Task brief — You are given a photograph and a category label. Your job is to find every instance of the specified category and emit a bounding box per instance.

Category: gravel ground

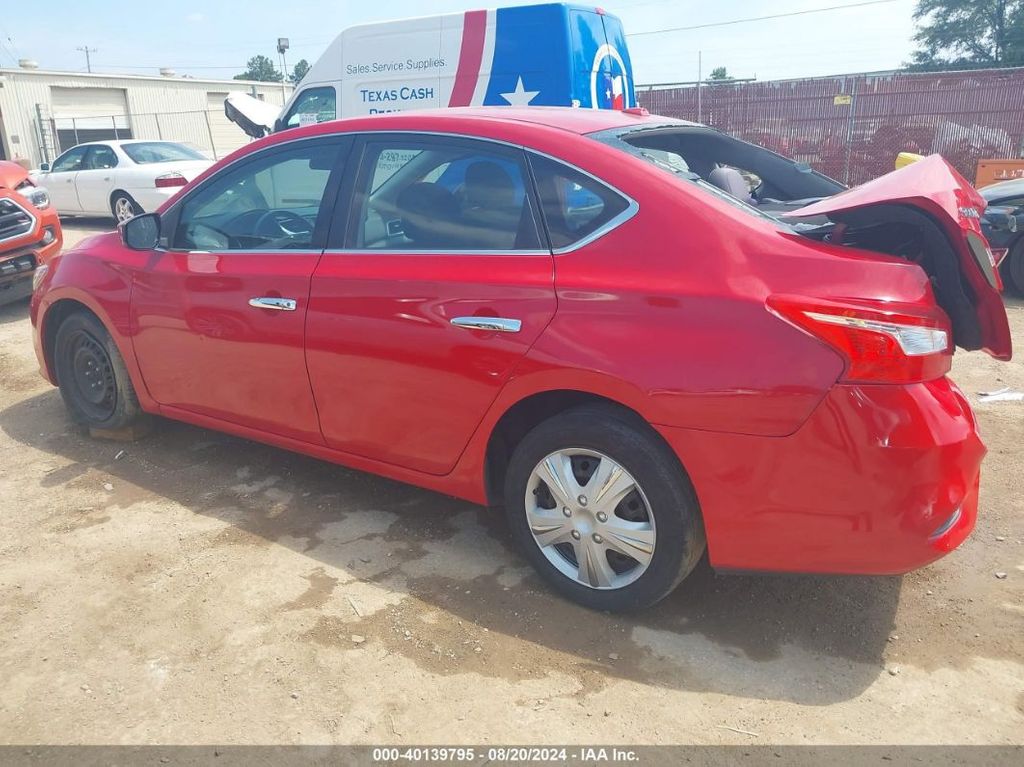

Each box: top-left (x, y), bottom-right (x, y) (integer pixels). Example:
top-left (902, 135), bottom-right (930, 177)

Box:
top-left (0, 221), bottom-right (1021, 746)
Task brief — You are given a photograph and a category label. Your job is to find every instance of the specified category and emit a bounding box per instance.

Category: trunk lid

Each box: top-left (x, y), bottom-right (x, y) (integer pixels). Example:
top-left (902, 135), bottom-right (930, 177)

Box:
top-left (787, 155), bottom-right (1012, 360)
top-left (224, 91), bottom-right (278, 139)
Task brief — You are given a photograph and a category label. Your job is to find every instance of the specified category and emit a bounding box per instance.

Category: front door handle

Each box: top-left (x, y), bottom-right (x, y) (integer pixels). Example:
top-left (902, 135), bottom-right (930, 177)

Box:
top-left (249, 297), bottom-right (297, 311)
top-left (450, 316), bottom-right (522, 333)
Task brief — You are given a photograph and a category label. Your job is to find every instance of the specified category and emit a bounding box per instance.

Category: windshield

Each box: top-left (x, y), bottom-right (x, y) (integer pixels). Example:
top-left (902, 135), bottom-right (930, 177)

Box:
top-left (123, 142), bottom-right (207, 164)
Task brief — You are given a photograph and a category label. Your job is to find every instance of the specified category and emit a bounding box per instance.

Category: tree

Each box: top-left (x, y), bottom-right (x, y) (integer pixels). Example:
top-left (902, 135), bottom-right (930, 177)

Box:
top-left (290, 59), bottom-right (311, 84)
top-left (909, 0), bottom-right (1024, 70)
top-left (235, 54), bottom-right (283, 82)
top-left (707, 66), bottom-right (734, 81)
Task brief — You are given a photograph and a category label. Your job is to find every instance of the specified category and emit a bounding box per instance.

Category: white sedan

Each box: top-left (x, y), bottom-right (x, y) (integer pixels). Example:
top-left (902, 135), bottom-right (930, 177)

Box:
top-left (34, 140), bottom-right (213, 222)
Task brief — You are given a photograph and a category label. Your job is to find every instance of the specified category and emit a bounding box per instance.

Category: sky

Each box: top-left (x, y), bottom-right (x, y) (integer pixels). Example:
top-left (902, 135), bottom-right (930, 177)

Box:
top-left (0, 0), bottom-right (920, 85)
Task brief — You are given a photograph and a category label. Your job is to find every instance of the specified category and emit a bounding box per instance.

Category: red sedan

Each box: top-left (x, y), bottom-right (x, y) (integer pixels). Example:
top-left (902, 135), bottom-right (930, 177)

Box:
top-left (30, 108), bottom-right (1012, 610)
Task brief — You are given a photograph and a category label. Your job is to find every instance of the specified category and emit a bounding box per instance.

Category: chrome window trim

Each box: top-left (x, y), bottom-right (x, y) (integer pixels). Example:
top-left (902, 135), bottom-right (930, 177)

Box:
top-left (161, 128), bottom-right (640, 256)
top-left (0, 196), bottom-right (37, 245)
top-left (323, 249), bottom-right (551, 257)
top-left (549, 198), bottom-right (639, 255)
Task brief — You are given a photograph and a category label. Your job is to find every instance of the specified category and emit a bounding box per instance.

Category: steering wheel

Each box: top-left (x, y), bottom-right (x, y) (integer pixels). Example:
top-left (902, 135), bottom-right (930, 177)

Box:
top-left (254, 209), bottom-right (313, 239)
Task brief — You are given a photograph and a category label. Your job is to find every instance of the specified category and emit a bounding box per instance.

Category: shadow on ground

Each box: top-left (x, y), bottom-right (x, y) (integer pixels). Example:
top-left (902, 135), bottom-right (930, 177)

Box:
top-left (2, 389), bottom-right (911, 706)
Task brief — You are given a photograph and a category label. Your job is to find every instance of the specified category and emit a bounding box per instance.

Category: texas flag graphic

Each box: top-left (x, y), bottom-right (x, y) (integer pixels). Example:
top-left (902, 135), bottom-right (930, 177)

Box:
top-left (443, 4), bottom-right (634, 111)
top-left (598, 72), bottom-right (627, 110)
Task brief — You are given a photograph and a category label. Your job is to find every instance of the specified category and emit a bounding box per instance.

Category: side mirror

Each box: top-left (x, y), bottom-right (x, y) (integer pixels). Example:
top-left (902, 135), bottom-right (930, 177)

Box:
top-left (39, 162), bottom-right (50, 172)
top-left (120, 213), bottom-right (161, 250)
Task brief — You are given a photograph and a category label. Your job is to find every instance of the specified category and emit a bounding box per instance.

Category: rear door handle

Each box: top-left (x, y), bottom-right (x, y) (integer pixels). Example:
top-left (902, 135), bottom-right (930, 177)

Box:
top-left (248, 297), bottom-right (297, 311)
top-left (450, 316), bottom-right (521, 333)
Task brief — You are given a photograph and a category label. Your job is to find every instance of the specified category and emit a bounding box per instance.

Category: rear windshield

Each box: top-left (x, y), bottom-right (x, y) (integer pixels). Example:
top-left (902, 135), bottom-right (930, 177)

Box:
top-left (591, 124), bottom-right (843, 226)
top-left (597, 130), bottom-right (783, 225)
top-left (123, 142), bottom-right (207, 164)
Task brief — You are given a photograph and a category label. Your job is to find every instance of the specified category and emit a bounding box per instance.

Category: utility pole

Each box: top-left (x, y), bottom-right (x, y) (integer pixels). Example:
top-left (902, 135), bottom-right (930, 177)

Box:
top-left (76, 45), bottom-right (97, 73)
top-left (697, 50), bottom-right (703, 124)
top-left (277, 37), bottom-right (290, 102)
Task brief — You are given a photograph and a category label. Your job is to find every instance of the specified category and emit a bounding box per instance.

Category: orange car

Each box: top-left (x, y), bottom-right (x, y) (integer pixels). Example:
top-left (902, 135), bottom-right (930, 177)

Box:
top-left (0, 161), bottom-right (62, 305)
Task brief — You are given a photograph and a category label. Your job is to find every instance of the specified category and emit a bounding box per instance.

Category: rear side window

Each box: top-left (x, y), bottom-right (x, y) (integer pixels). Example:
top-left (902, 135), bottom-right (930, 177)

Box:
top-left (528, 154), bottom-right (631, 250)
top-left (85, 145), bottom-right (118, 170)
top-left (349, 136), bottom-right (542, 252)
top-left (991, 196), bottom-right (1024, 208)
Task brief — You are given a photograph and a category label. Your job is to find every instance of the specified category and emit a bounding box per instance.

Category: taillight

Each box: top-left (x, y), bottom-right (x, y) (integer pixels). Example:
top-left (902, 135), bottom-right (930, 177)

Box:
top-left (767, 295), bottom-right (952, 384)
top-left (991, 248), bottom-right (1009, 267)
top-left (155, 172), bottom-right (187, 189)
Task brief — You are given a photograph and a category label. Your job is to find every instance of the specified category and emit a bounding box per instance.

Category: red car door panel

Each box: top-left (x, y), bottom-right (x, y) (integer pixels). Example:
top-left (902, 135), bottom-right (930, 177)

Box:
top-left (306, 253), bottom-right (554, 475)
top-left (305, 134), bottom-right (555, 475)
top-left (130, 137), bottom-right (349, 444)
top-left (132, 251), bottom-right (324, 444)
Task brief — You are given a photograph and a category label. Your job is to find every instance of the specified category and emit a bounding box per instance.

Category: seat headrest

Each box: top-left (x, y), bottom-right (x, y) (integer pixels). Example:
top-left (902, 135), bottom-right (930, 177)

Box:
top-left (708, 166), bottom-right (753, 203)
top-left (396, 182), bottom-right (459, 247)
top-left (463, 161), bottom-right (516, 209)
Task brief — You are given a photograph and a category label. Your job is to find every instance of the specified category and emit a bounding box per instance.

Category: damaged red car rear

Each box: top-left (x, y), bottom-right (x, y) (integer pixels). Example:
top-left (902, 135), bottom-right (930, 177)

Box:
top-left (30, 109), bottom-right (1011, 610)
top-left (0, 161), bottom-right (62, 306)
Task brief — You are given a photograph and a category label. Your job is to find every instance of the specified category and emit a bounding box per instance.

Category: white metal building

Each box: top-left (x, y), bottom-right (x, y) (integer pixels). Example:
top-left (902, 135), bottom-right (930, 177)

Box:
top-left (0, 65), bottom-right (292, 167)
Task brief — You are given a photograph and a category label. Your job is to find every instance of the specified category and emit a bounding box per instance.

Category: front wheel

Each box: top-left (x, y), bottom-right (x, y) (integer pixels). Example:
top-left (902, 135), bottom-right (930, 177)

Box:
top-left (503, 405), bottom-right (705, 611)
top-left (1002, 239), bottom-right (1024, 295)
top-left (53, 311), bottom-right (142, 430)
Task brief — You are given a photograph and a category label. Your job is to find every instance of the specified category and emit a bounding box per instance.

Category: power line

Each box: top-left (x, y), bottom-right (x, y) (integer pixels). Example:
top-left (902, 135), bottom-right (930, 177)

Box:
top-left (76, 45), bottom-right (97, 73)
top-left (627, 0), bottom-right (901, 38)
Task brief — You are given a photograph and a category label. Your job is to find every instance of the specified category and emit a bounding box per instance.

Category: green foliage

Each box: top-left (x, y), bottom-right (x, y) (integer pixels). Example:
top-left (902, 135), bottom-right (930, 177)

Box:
top-left (289, 59), bottom-right (311, 84)
top-left (707, 66), bottom-right (734, 81)
top-left (909, 0), bottom-right (1024, 69)
top-left (235, 55), bottom-right (284, 82)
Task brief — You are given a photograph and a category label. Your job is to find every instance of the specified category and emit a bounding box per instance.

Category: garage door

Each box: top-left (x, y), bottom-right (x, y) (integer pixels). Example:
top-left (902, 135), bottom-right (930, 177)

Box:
top-left (51, 87), bottom-right (132, 152)
top-left (207, 92), bottom-right (251, 160)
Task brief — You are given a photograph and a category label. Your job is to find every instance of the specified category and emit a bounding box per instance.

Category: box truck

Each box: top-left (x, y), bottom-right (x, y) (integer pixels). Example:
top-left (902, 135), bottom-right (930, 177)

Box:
top-left (226, 3), bottom-right (635, 137)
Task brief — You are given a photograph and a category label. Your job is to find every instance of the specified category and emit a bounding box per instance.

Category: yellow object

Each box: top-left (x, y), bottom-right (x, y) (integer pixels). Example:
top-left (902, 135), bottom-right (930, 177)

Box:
top-left (896, 152), bottom-right (925, 170)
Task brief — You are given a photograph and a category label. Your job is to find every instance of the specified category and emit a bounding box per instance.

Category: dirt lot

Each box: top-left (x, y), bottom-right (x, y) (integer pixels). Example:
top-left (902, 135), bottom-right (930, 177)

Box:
top-left (0, 221), bottom-right (1022, 746)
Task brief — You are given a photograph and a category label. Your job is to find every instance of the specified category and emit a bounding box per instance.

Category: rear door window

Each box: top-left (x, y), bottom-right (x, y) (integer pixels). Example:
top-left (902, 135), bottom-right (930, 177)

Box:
top-left (84, 145), bottom-right (118, 169)
top-left (527, 154), bottom-right (631, 250)
top-left (347, 136), bottom-right (542, 252)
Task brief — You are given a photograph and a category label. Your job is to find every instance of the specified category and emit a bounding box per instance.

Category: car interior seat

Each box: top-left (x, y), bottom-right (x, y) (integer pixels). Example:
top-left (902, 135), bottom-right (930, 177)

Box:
top-left (708, 165), bottom-right (754, 204)
top-left (396, 182), bottom-right (460, 248)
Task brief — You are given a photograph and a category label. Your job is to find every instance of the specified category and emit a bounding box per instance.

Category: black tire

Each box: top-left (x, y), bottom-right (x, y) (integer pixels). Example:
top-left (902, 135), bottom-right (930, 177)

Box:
top-left (111, 192), bottom-right (142, 223)
top-left (1001, 238), bottom-right (1024, 295)
top-left (503, 404), bottom-right (705, 611)
top-left (53, 311), bottom-right (142, 430)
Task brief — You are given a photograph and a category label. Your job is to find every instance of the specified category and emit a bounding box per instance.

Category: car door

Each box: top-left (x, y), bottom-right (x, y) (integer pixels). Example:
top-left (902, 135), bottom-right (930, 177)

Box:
top-left (74, 144), bottom-right (119, 215)
top-left (43, 146), bottom-right (89, 213)
top-left (131, 136), bottom-right (350, 444)
top-left (306, 134), bottom-right (556, 475)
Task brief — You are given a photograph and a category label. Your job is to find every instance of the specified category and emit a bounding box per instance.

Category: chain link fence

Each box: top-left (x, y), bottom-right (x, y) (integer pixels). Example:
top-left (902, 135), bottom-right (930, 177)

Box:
top-left (638, 67), bottom-right (1024, 186)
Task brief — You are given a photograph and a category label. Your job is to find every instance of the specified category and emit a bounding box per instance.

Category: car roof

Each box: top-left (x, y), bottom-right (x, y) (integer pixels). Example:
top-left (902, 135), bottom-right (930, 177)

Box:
top-left (70, 139), bottom-right (181, 148)
top-left (980, 177), bottom-right (1024, 201)
top-left (299, 106), bottom-right (697, 139)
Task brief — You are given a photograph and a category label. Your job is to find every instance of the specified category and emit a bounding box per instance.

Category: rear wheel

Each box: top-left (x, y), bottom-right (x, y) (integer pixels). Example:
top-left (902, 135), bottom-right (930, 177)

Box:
top-left (503, 405), bottom-right (705, 611)
top-left (111, 192), bottom-right (141, 223)
top-left (53, 311), bottom-right (142, 430)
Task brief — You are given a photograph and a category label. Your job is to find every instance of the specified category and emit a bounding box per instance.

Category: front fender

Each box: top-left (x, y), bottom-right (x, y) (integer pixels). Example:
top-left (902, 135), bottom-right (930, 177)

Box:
top-left (33, 252), bottom-right (156, 412)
